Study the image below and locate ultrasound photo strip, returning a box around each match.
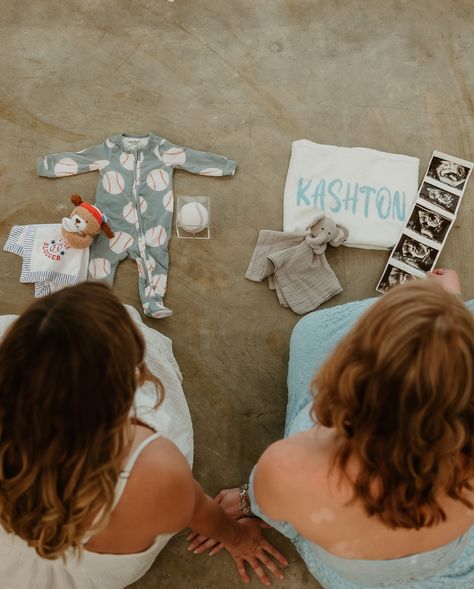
[376,151,473,294]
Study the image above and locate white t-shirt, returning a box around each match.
[283,140,420,250]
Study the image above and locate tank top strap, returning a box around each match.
[111,432,162,510]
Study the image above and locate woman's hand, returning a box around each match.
[206,517,288,586]
[428,269,462,295]
[187,487,246,553]
[227,518,288,585]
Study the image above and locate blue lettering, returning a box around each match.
[327,179,342,213]
[342,182,359,214]
[312,179,326,210]
[359,185,376,218]
[392,190,406,221]
[376,187,391,219]
[296,178,311,206]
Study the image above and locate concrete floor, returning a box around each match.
[1,1,474,587]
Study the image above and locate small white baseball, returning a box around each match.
[177,202,209,233]
[54,158,78,177]
[163,190,174,212]
[88,258,111,279]
[146,169,169,191]
[119,152,135,170]
[89,160,109,171]
[123,197,148,224]
[145,225,167,247]
[109,231,134,253]
[199,167,223,176]
[163,147,186,166]
[103,170,125,194]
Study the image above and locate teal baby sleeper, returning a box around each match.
[37,132,236,318]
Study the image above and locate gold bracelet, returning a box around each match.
[239,483,251,514]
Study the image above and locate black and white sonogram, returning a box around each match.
[406,204,452,244]
[393,235,437,273]
[419,183,460,214]
[427,156,470,191]
[377,264,417,293]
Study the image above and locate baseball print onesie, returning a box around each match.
[37,133,237,318]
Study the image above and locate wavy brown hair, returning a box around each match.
[312,280,474,529]
[0,283,163,559]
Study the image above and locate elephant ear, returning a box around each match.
[305,213,326,235]
[329,224,349,247]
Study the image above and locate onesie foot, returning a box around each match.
[143,301,173,319]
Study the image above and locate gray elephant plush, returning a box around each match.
[306,214,349,254]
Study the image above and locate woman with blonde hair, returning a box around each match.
[190,270,474,588]
[0,283,286,588]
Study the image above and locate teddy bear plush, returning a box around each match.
[61,194,114,248]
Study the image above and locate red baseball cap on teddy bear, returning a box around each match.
[79,202,106,225]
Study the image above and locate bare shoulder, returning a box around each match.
[87,435,195,553]
[254,428,333,519]
[123,436,196,529]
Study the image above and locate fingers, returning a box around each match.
[257,550,284,581]
[192,537,220,555]
[233,556,250,584]
[186,531,199,542]
[246,556,271,586]
[261,540,289,567]
[188,534,219,553]
[209,542,224,556]
[257,519,272,529]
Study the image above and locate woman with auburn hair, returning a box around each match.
[190,270,474,588]
[0,283,286,589]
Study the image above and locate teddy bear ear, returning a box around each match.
[71,194,83,206]
[101,222,115,239]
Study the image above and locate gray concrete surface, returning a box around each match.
[1,1,474,587]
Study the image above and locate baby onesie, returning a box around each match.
[37,133,236,318]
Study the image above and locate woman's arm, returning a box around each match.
[150,438,288,585]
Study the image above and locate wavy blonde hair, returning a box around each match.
[312,280,474,529]
[0,283,163,559]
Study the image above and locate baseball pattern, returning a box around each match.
[122,197,148,224]
[145,256,157,273]
[163,147,186,166]
[109,231,134,253]
[145,273,167,298]
[119,152,135,170]
[199,167,223,176]
[40,133,235,319]
[145,225,167,247]
[136,258,145,279]
[89,160,110,171]
[88,258,111,279]
[103,170,125,194]
[146,169,169,191]
[163,190,174,212]
[54,158,78,177]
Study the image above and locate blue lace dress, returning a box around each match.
[249,298,474,589]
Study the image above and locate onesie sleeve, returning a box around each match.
[36,142,111,178]
[164,142,237,177]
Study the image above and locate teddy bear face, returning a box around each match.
[62,207,101,237]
